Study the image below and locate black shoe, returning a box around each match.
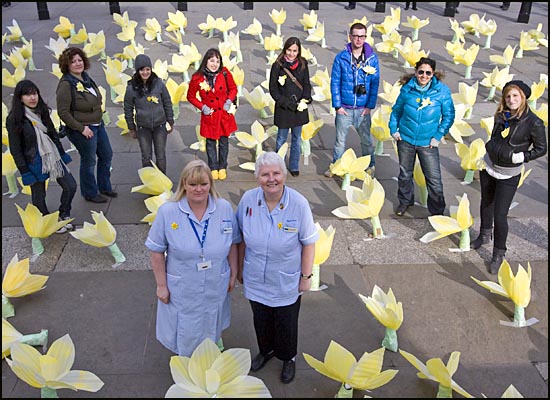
[85,194,108,203]
[281,360,295,384]
[412,7,418,10]
[395,204,408,216]
[250,351,274,372]
[100,190,118,198]
[404,6,409,10]
[289,170,300,177]
[344,5,355,10]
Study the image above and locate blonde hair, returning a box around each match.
[496,84,528,118]
[171,159,218,201]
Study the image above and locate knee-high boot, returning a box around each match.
[471,228,492,249]
[488,247,506,274]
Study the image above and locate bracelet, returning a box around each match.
[300,273,313,279]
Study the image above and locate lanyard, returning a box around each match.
[189,218,209,261]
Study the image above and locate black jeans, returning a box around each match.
[206,136,229,170]
[249,296,301,361]
[31,169,77,219]
[479,170,520,251]
[137,124,168,173]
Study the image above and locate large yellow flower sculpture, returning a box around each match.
[359,285,403,352]
[131,161,174,196]
[455,138,486,184]
[2,254,48,318]
[6,334,104,398]
[2,150,18,198]
[303,341,398,398]
[165,338,271,398]
[310,222,335,291]
[471,260,537,328]
[301,113,324,165]
[269,8,286,36]
[2,318,48,359]
[328,148,372,190]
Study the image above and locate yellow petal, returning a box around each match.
[2,254,48,298]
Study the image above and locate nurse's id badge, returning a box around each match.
[197,260,212,271]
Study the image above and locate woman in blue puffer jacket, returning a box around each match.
[389,57,455,217]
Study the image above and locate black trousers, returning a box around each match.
[249,296,301,361]
[206,136,229,170]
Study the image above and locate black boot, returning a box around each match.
[488,248,506,274]
[471,228,492,249]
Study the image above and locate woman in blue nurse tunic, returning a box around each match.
[236,151,319,384]
[145,159,240,356]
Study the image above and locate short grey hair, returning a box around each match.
[254,151,287,178]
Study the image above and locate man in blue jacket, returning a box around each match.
[325,22,380,177]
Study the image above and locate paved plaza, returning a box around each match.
[2,2,548,398]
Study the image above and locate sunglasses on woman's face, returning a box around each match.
[417,70,433,76]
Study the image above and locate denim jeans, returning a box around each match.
[68,122,113,199]
[206,136,229,170]
[276,126,302,172]
[397,140,446,215]
[333,110,374,167]
[137,124,168,173]
[479,170,520,251]
[31,167,77,219]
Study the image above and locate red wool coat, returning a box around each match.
[187,67,238,140]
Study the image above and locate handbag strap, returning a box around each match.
[278,62,303,91]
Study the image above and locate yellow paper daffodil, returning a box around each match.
[489,45,516,68]
[399,349,473,398]
[477,18,497,49]
[2,318,48,359]
[531,103,548,127]
[471,260,536,327]
[527,80,547,109]
[448,103,476,144]
[453,43,480,79]
[83,30,106,59]
[375,30,402,58]
[310,222,335,291]
[304,341,398,397]
[452,81,478,120]
[460,13,485,37]
[420,193,473,251]
[2,65,25,88]
[190,126,206,154]
[359,285,403,351]
[53,16,75,39]
[371,104,393,155]
[413,157,428,207]
[242,85,272,119]
[329,148,372,189]
[373,7,401,36]
[299,10,318,31]
[395,37,430,69]
[165,78,188,120]
[2,150,19,197]
[15,39,38,71]
[301,113,324,165]
[448,18,466,43]
[6,334,104,397]
[45,36,69,60]
[516,31,540,58]
[115,113,129,135]
[178,42,202,71]
[480,115,495,141]
[402,15,430,41]
[131,161,174,196]
[198,14,217,38]
[217,16,238,43]
[17,176,48,196]
[141,17,162,42]
[165,338,271,398]
[2,254,48,318]
[481,66,515,101]
[116,25,136,44]
[378,80,402,105]
[166,10,188,36]
[112,11,137,30]
[6,19,24,43]
[263,33,284,65]
[269,8,286,36]
[482,384,524,398]
[306,21,327,49]
[241,17,264,44]
[235,120,275,159]
[455,138,486,183]
[70,25,88,45]
[141,191,171,225]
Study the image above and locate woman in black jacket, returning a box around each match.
[471,80,547,273]
[7,80,77,233]
[269,37,312,177]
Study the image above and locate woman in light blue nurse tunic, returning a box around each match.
[236,152,319,384]
[145,159,240,357]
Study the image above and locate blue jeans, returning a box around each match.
[206,136,229,170]
[479,170,520,251]
[397,140,445,215]
[68,123,113,199]
[333,110,374,167]
[31,167,77,219]
[276,126,302,172]
[137,124,168,173]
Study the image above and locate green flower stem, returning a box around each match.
[463,169,475,184]
[276,24,281,36]
[301,139,311,164]
[336,383,353,398]
[128,59,134,69]
[172,104,180,120]
[223,31,229,43]
[382,327,398,352]
[183,71,190,83]
[527,99,536,109]
[374,140,384,155]
[179,27,185,36]
[486,86,497,101]
[179,43,185,55]
[216,337,224,352]
[110,86,117,103]
[393,49,399,58]
[403,60,412,68]
[41,387,58,398]
[194,61,200,70]
[208,29,214,39]
[515,48,524,58]
[464,107,473,120]
[321,38,327,48]
[411,29,419,41]
[237,85,243,98]
[28,57,38,71]
[2,294,15,319]
[32,237,44,257]
[156,32,163,43]
[259,108,269,119]
[236,50,243,63]
[451,33,459,43]
[341,173,351,191]
[102,111,111,126]
[371,215,384,238]
[255,144,263,159]
[483,35,492,49]
[459,228,471,250]
[418,185,428,207]
[436,384,452,398]
[108,243,126,264]
[99,49,107,60]
[310,264,321,291]
[513,305,526,327]
[257,33,264,45]
[6,174,19,196]
[464,65,472,79]
[21,329,48,348]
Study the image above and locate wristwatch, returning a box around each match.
[300,273,313,279]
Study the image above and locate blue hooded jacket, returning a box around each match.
[389,75,455,147]
[331,42,380,110]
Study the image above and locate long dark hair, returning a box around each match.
[196,48,224,76]
[130,71,159,98]
[276,37,307,72]
[398,57,445,86]
[9,80,55,136]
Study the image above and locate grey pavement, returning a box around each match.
[2,2,548,398]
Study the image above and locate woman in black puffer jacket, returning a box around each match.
[471,80,547,274]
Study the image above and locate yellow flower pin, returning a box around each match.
[76,82,87,92]
[278,75,287,86]
[31,121,37,126]
[199,81,211,91]
[362,65,377,75]
[278,222,283,229]
[418,98,432,110]
[147,96,159,103]
[171,222,178,230]
[501,127,510,138]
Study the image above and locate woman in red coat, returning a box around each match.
[187,48,237,180]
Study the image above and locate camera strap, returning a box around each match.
[277,62,303,91]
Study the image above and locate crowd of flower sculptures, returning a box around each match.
[2,4,547,398]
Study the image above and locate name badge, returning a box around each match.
[197,260,212,271]
[223,227,233,234]
[283,226,298,233]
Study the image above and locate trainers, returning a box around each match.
[56,225,68,234]
[61,217,74,231]
[212,170,219,180]
[323,169,333,178]
[218,169,227,180]
[395,204,409,216]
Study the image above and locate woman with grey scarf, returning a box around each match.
[7,80,77,233]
